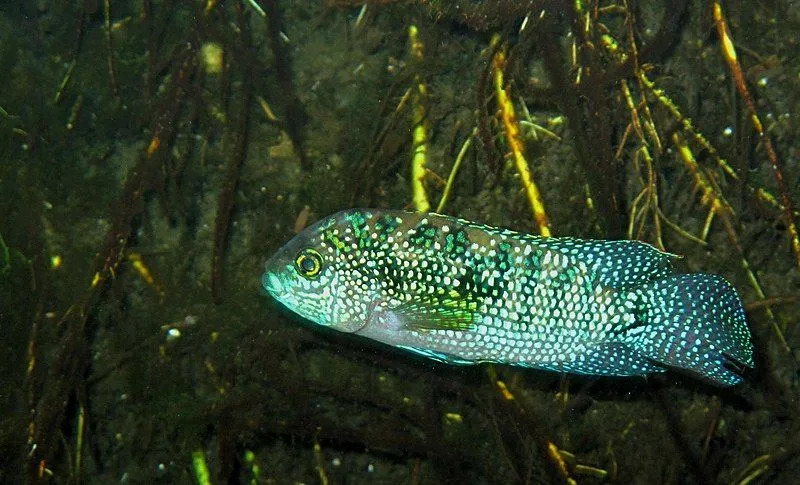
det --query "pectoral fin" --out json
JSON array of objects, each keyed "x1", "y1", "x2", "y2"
[{"x1": 391, "y1": 289, "x2": 478, "y2": 331}]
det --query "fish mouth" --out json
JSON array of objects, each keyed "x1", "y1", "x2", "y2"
[
  {"x1": 261, "y1": 272, "x2": 285, "y2": 298},
  {"x1": 262, "y1": 252, "x2": 290, "y2": 298}
]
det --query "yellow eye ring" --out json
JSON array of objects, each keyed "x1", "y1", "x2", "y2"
[{"x1": 294, "y1": 248, "x2": 323, "y2": 278}]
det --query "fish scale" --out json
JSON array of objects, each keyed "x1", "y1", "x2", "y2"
[{"x1": 262, "y1": 209, "x2": 754, "y2": 386}]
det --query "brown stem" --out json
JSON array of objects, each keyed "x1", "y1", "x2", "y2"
[{"x1": 211, "y1": 6, "x2": 255, "y2": 304}]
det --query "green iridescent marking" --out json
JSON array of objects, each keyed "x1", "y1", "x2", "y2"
[
  {"x1": 347, "y1": 211, "x2": 368, "y2": 242},
  {"x1": 444, "y1": 228, "x2": 470, "y2": 254},
  {"x1": 532, "y1": 248, "x2": 543, "y2": 268},
  {"x1": 444, "y1": 233, "x2": 456, "y2": 253},
  {"x1": 373, "y1": 215, "x2": 399, "y2": 242},
  {"x1": 323, "y1": 229, "x2": 346, "y2": 251},
  {"x1": 409, "y1": 222, "x2": 437, "y2": 248},
  {"x1": 564, "y1": 266, "x2": 578, "y2": 283},
  {"x1": 494, "y1": 241, "x2": 513, "y2": 270}
]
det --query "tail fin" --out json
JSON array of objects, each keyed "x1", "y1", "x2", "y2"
[{"x1": 626, "y1": 274, "x2": 753, "y2": 386}]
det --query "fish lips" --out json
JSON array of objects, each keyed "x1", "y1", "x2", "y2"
[
  {"x1": 261, "y1": 248, "x2": 292, "y2": 297},
  {"x1": 261, "y1": 270, "x2": 285, "y2": 297}
]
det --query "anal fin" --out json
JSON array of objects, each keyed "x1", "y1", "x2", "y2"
[{"x1": 530, "y1": 343, "x2": 664, "y2": 377}]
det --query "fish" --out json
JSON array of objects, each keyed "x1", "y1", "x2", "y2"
[{"x1": 262, "y1": 209, "x2": 754, "y2": 386}]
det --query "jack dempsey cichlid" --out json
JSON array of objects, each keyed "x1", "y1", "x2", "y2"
[{"x1": 262, "y1": 209, "x2": 754, "y2": 386}]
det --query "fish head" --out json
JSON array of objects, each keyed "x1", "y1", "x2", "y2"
[{"x1": 262, "y1": 209, "x2": 379, "y2": 332}]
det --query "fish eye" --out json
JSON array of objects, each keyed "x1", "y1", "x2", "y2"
[{"x1": 294, "y1": 248, "x2": 322, "y2": 278}]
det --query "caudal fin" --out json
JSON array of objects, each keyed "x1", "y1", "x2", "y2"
[{"x1": 626, "y1": 274, "x2": 753, "y2": 386}]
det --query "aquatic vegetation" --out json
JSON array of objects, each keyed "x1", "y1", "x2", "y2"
[{"x1": 1, "y1": 1, "x2": 798, "y2": 483}]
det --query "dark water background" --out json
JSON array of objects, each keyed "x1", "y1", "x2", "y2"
[{"x1": 1, "y1": 1, "x2": 799, "y2": 483}]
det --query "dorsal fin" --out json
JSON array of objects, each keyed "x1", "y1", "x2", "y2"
[{"x1": 530, "y1": 237, "x2": 676, "y2": 290}]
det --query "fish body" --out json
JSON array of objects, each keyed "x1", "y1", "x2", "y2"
[{"x1": 262, "y1": 209, "x2": 753, "y2": 386}]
